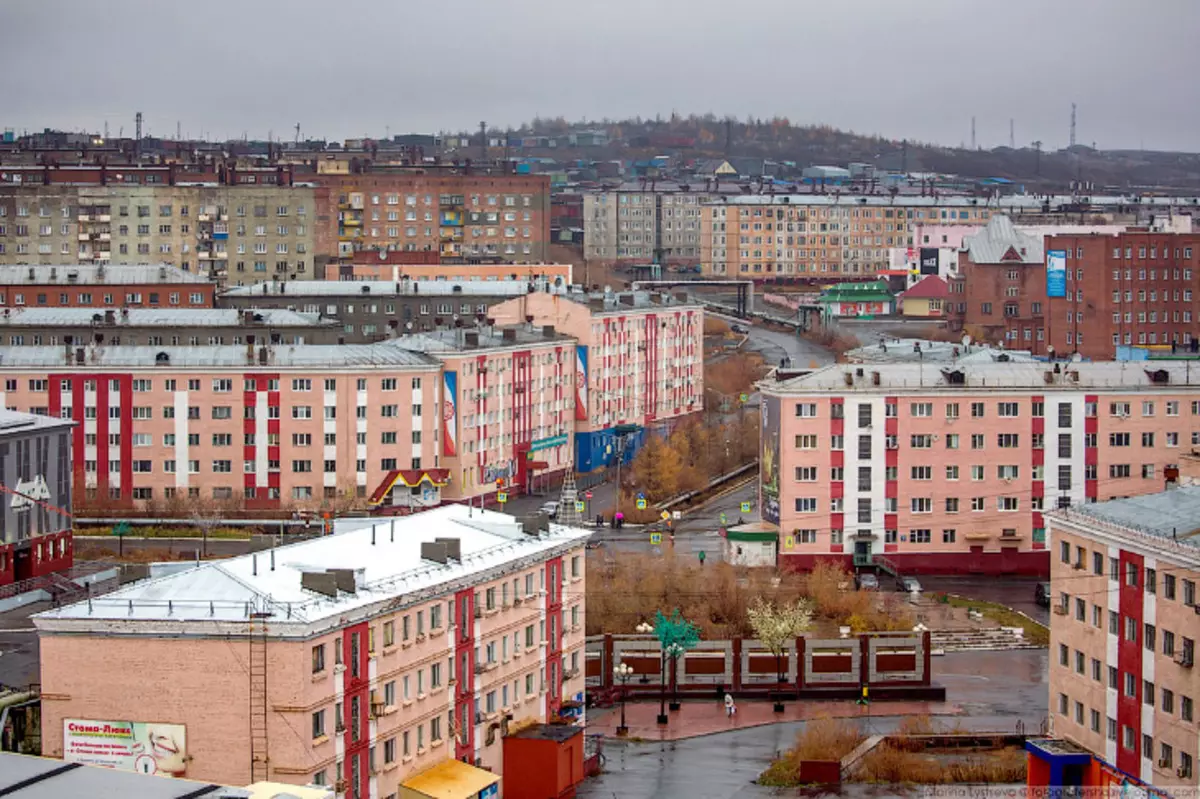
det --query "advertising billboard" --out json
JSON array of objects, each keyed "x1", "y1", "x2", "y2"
[
  {"x1": 63, "y1": 719, "x2": 187, "y2": 776},
  {"x1": 761, "y1": 395, "x2": 781, "y2": 524},
  {"x1": 919, "y1": 248, "x2": 940, "y2": 275},
  {"x1": 1046, "y1": 249, "x2": 1067, "y2": 298},
  {"x1": 575, "y1": 346, "x2": 589, "y2": 421},
  {"x1": 442, "y1": 371, "x2": 458, "y2": 457}
]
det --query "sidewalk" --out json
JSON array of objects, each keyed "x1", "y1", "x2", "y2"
[{"x1": 587, "y1": 697, "x2": 961, "y2": 742}]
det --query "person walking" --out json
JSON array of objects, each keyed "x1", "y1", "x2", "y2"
[{"x1": 724, "y1": 692, "x2": 737, "y2": 719}]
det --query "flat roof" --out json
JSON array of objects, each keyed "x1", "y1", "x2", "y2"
[
  {"x1": 35, "y1": 505, "x2": 590, "y2": 630},
  {"x1": 0, "y1": 264, "x2": 209, "y2": 286},
  {"x1": 0, "y1": 752, "x2": 234, "y2": 799},
  {"x1": 0, "y1": 308, "x2": 324, "y2": 328},
  {"x1": 715, "y1": 193, "x2": 1200, "y2": 209},
  {"x1": 845, "y1": 338, "x2": 1036, "y2": 365},
  {"x1": 560, "y1": 290, "x2": 698, "y2": 313},
  {"x1": 223, "y1": 279, "x2": 568, "y2": 299},
  {"x1": 0, "y1": 408, "x2": 74, "y2": 435},
  {"x1": 400, "y1": 758, "x2": 498, "y2": 799},
  {"x1": 1060, "y1": 486, "x2": 1200, "y2": 546},
  {"x1": 768, "y1": 360, "x2": 1200, "y2": 394},
  {"x1": 397, "y1": 327, "x2": 568, "y2": 352},
  {"x1": 0, "y1": 341, "x2": 440, "y2": 370}
]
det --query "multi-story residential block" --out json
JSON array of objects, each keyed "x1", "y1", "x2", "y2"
[
  {"x1": 761, "y1": 361, "x2": 1200, "y2": 575},
  {"x1": 0, "y1": 409, "x2": 74, "y2": 587},
  {"x1": 220, "y1": 280, "x2": 569, "y2": 342},
  {"x1": 34, "y1": 504, "x2": 589, "y2": 792},
  {"x1": 582, "y1": 183, "x2": 722, "y2": 265},
  {"x1": 311, "y1": 172, "x2": 552, "y2": 271},
  {"x1": 396, "y1": 328, "x2": 576, "y2": 502},
  {"x1": 0, "y1": 263, "x2": 215, "y2": 308},
  {"x1": 950, "y1": 218, "x2": 1200, "y2": 359},
  {"x1": 0, "y1": 342, "x2": 444, "y2": 513},
  {"x1": 1047, "y1": 488, "x2": 1200, "y2": 785},
  {"x1": 0, "y1": 167, "x2": 317, "y2": 286},
  {"x1": 490, "y1": 290, "x2": 704, "y2": 472},
  {"x1": 0, "y1": 307, "x2": 338, "y2": 347}
]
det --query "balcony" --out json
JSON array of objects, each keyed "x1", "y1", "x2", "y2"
[
  {"x1": 96, "y1": 214, "x2": 111, "y2": 223},
  {"x1": 97, "y1": 233, "x2": 110, "y2": 241},
  {"x1": 197, "y1": 213, "x2": 212, "y2": 222},
  {"x1": 77, "y1": 233, "x2": 90, "y2": 242},
  {"x1": 197, "y1": 251, "x2": 212, "y2": 259},
  {"x1": 77, "y1": 214, "x2": 91, "y2": 223}
]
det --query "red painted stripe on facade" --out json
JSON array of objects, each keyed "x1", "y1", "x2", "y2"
[
  {"x1": 96, "y1": 377, "x2": 109, "y2": 499},
  {"x1": 454, "y1": 587, "x2": 475, "y2": 762},
  {"x1": 1115, "y1": 550, "x2": 1144, "y2": 776},
  {"x1": 118, "y1": 374, "x2": 133, "y2": 507}
]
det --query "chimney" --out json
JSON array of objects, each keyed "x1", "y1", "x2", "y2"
[
  {"x1": 542, "y1": 325, "x2": 556, "y2": 338},
  {"x1": 420, "y1": 541, "x2": 450, "y2": 564},
  {"x1": 327, "y1": 568, "x2": 357, "y2": 594},
  {"x1": 502, "y1": 328, "x2": 517, "y2": 343},
  {"x1": 104, "y1": 309, "x2": 116, "y2": 325},
  {"x1": 258, "y1": 346, "x2": 269, "y2": 365},
  {"x1": 464, "y1": 331, "x2": 479, "y2": 348},
  {"x1": 433, "y1": 537, "x2": 462, "y2": 561}
]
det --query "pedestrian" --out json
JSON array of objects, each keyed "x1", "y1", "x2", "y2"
[{"x1": 724, "y1": 692, "x2": 736, "y2": 718}]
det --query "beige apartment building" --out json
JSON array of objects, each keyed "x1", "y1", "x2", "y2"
[
  {"x1": 582, "y1": 184, "x2": 717, "y2": 265},
  {"x1": 0, "y1": 184, "x2": 316, "y2": 286},
  {"x1": 1048, "y1": 487, "x2": 1200, "y2": 787},
  {"x1": 35, "y1": 504, "x2": 589, "y2": 794}
]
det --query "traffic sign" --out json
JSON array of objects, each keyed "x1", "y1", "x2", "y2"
[
  {"x1": 585, "y1": 490, "x2": 593, "y2": 500},
  {"x1": 497, "y1": 492, "x2": 508, "y2": 503},
  {"x1": 672, "y1": 511, "x2": 681, "y2": 520},
  {"x1": 636, "y1": 498, "x2": 647, "y2": 510},
  {"x1": 739, "y1": 393, "x2": 748, "y2": 403},
  {"x1": 575, "y1": 501, "x2": 585, "y2": 512},
  {"x1": 719, "y1": 512, "x2": 727, "y2": 525},
  {"x1": 784, "y1": 535, "x2": 795, "y2": 548},
  {"x1": 660, "y1": 510, "x2": 670, "y2": 521},
  {"x1": 740, "y1": 501, "x2": 751, "y2": 513},
  {"x1": 637, "y1": 492, "x2": 645, "y2": 500},
  {"x1": 649, "y1": 532, "x2": 662, "y2": 545}
]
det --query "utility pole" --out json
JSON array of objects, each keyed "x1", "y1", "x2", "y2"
[
  {"x1": 134, "y1": 111, "x2": 142, "y2": 165},
  {"x1": 1032, "y1": 141, "x2": 1043, "y2": 176},
  {"x1": 1069, "y1": 103, "x2": 1077, "y2": 148},
  {"x1": 479, "y1": 120, "x2": 487, "y2": 166}
]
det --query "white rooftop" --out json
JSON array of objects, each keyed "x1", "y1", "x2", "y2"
[
  {"x1": 223, "y1": 279, "x2": 569, "y2": 299},
  {"x1": 0, "y1": 340, "x2": 439, "y2": 369},
  {"x1": 0, "y1": 408, "x2": 74, "y2": 435},
  {"x1": 767, "y1": 360, "x2": 1200, "y2": 394},
  {"x1": 845, "y1": 337, "x2": 1036, "y2": 365},
  {"x1": 715, "y1": 193, "x2": 1200, "y2": 209},
  {"x1": 0, "y1": 307, "x2": 324, "y2": 327},
  {"x1": 36, "y1": 505, "x2": 590, "y2": 634},
  {"x1": 0, "y1": 263, "x2": 208, "y2": 285}
]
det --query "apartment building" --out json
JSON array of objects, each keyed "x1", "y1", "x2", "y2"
[
  {"x1": 1047, "y1": 488, "x2": 1200, "y2": 786},
  {"x1": 221, "y1": 280, "x2": 569, "y2": 342},
  {"x1": 490, "y1": 290, "x2": 705, "y2": 472},
  {"x1": 397, "y1": 328, "x2": 576, "y2": 502},
  {"x1": 0, "y1": 263, "x2": 216, "y2": 308},
  {"x1": 0, "y1": 307, "x2": 339, "y2": 347},
  {"x1": 311, "y1": 172, "x2": 552, "y2": 271},
  {"x1": 35, "y1": 504, "x2": 589, "y2": 794},
  {"x1": 324, "y1": 249, "x2": 572, "y2": 284},
  {"x1": 761, "y1": 361, "x2": 1200, "y2": 575},
  {"x1": 0, "y1": 409, "x2": 74, "y2": 587},
  {"x1": 0, "y1": 342, "x2": 444, "y2": 513},
  {"x1": 0, "y1": 165, "x2": 316, "y2": 285},
  {"x1": 582, "y1": 183, "x2": 722, "y2": 265}
]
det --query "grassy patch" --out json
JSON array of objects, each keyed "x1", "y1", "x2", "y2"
[
  {"x1": 857, "y1": 743, "x2": 1026, "y2": 784},
  {"x1": 758, "y1": 717, "x2": 866, "y2": 787},
  {"x1": 79, "y1": 525, "x2": 250, "y2": 540},
  {"x1": 938, "y1": 594, "x2": 1049, "y2": 646}
]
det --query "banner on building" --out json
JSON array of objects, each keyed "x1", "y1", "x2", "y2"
[
  {"x1": 761, "y1": 395, "x2": 781, "y2": 524},
  {"x1": 63, "y1": 719, "x2": 187, "y2": 776},
  {"x1": 575, "y1": 346, "x2": 588, "y2": 421},
  {"x1": 1046, "y1": 249, "x2": 1067, "y2": 298},
  {"x1": 919, "y1": 248, "x2": 939, "y2": 275},
  {"x1": 442, "y1": 371, "x2": 458, "y2": 457}
]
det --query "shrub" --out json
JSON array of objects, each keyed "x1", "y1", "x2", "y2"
[{"x1": 758, "y1": 717, "x2": 866, "y2": 787}]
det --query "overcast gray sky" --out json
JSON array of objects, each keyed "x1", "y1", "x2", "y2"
[{"x1": 2, "y1": 0, "x2": 1197, "y2": 152}]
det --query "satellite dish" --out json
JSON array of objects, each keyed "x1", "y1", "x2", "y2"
[{"x1": 961, "y1": 334, "x2": 972, "y2": 347}]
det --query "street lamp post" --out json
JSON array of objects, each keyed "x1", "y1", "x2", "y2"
[
  {"x1": 666, "y1": 643, "x2": 683, "y2": 712},
  {"x1": 613, "y1": 662, "x2": 634, "y2": 736},
  {"x1": 637, "y1": 621, "x2": 668, "y2": 724}
]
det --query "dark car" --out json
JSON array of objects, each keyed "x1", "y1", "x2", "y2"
[{"x1": 1035, "y1": 582, "x2": 1051, "y2": 607}]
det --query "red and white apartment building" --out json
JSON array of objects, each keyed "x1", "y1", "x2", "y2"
[
  {"x1": 761, "y1": 361, "x2": 1200, "y2": 575},
  {"x1": 1048, "y1": 482, "x2": 1200, "y2": 787},
  {"x1": 490, "y1": 290, "x2": 705, "y2": 473},
  {"x1": 35, "y1": 504, "x2": 589, "y2": 794}
]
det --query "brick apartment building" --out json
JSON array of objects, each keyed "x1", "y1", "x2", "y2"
[
  {"x1": 761, "y1": 361, "x2": 1200, "y2": 576},
  {"x1": 1047, "y1": 488, "x2": 1200, "y2": 786},
  {"x1": 35, "y1": 504, "x2": 589, "y2": 793},
  {"x1": 949, "y1": 216, "x2": 1200, "y2": 359},
  {"x1": 0, "y1": 264, "x2": 215, "y2": 308}
]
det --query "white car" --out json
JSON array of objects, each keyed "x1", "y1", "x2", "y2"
[{"x1": 539, "y1": 501, "x2": 559, "y2": 518}]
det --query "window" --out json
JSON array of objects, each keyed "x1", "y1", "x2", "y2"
[
  {"x1": 970, "y1": 402, "x2": 985, "y2": 418},
  {"x1": 312, "y1": 709, "x2": 326, "y2": 739},
  {"x1": 794, "y1": 498, "x2": 818, "y2": 513},
  {"x1": 312, "y1": 644, "x2": 326, "y2": 674},
  {"x1": 795, "y1": 402, "x2": 817, "y2": 417},
  {"x1": 997, "y1": 402, "x2": 1019, "y2": 417},
  {"x1": 911, "y1": 497, "x2": 932, "y2": 513}
]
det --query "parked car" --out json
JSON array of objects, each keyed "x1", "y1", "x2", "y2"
[
  {"x1": 539, "y1": 500, "x2": 559, "y2": 518},
  {"x1": 1035, "y1": 582, "x2": 1051, "y2": 607},
  {"x1": 731, "y1": 323, "x2": 750, "y2": 334},
  {"x1": 856, "y1": 573, "x2": 880, "y2": 591},
  {"x1": 896, "y1": 576, "x2": 922, "y2": 593}
]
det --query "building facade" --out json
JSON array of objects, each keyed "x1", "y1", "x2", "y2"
[
  {"x1": 1047, "y1": 488, "x2": 1200, "y2": 786},
  {"x1": 489, "y1": 291, "x2": 705, "y2": 473},
  {"x1": 761, "y1": 361, "x2": 1200, "y2": 575},
  {"x1": 0, "y1": 410, "x2": 74, "y2": 587},
  {"x1": 582, "y1": 184, "x2": 718, "y2": 265},
  {"x1": 0, "y1": 264, "x2": 216, "y2": 308},
  {"x1": 35, "y1": 505, "x2": 589, "y2": 793}
]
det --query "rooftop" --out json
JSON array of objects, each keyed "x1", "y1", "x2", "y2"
[
  {"x1": 1057, "y1": 486, "x2": 1200, "y2": 547},
  {"x1": 0, "y1": 263, "x2": 209, "y2": 286},
  {"x1": 767, "y1": 360, "x2": 1200, "y2": 394},
  {"x1": 397, "y1": 326, "x2": 568, "y2": 352},
  {"x1": 962, "y1": 215, "x2": 1044, "y2": 264},
  {"x1": 901, "y1": 275, "x2": 949, "y2": 300},
  {"x1": 715, "y1": 193, "x2": 1200, "y2": 209},
  {"x1": 562, "y1": 290, "x2": 697, "y2": 313},
  {"x1": 222, "y1": 278, "x2": 569, "y2": 299},
  {"x1": 35, "y1": 505, "x2": 590, "y2": 632},
  {"x1": 0, "y1": 408, "x2": 74, "y2": 435},
  {"x1": 0, "y1": 341, "x2": 440, "y2": 370},
  {"x1": 0, "y1": 307, "x2": 324, "y2": 328},
  {"x1": 844, "y1": 338, "x2": 1036, "y2": 365},
  {"x1": 0, "y1": 751, "x2": 273, "y2": 799}
]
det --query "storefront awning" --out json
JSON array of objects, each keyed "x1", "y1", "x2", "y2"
[{"x1": 400, "y1": 758, "x2": 499, "y2": 799}]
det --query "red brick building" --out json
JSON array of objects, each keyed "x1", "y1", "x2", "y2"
[
  {"x1": 950, "y1": 217, "x2": 1200, "y2": 360},
  {"x1": 0, "y1": 264, "x2": 216, "y2": 308}
]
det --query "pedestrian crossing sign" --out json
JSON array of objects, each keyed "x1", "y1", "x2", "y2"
[
  {"x1": 636, "y1": 498, "x2": 647, "y2": 510},
  {"x1": 740, "y1": 501, "x2": 751, "y2": 513},
  {"x1": 575, "y1": 501, "x2": 585, "y2": 512},
  {"x1": 497, "y1": 492, "x2": 508, "y2": 503},
  {"x1": 649, "y1": 532, "x2": 662, "y2": 545}
]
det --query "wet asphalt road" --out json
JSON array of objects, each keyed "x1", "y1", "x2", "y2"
[
  {"x1": 580, "y1": 649, "x2": 1048, "y2": 799},
  {"x1": 919, "y1": 576, "x2": 1049, "y2": 627}
]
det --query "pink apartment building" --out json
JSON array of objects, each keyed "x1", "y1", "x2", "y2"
[
  {"x1": 490, "y1": 291, "x2": 705, "y2": 472},
  {"x1": 34, "y1": 504, "x2": 590, "y2": 794},
  {"x1": 761, "y1": 361, "x2": 1200, "y2": 575},
  {"x1": 1047, "y1": 488, "x2": 1200, "y2": 786}
]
